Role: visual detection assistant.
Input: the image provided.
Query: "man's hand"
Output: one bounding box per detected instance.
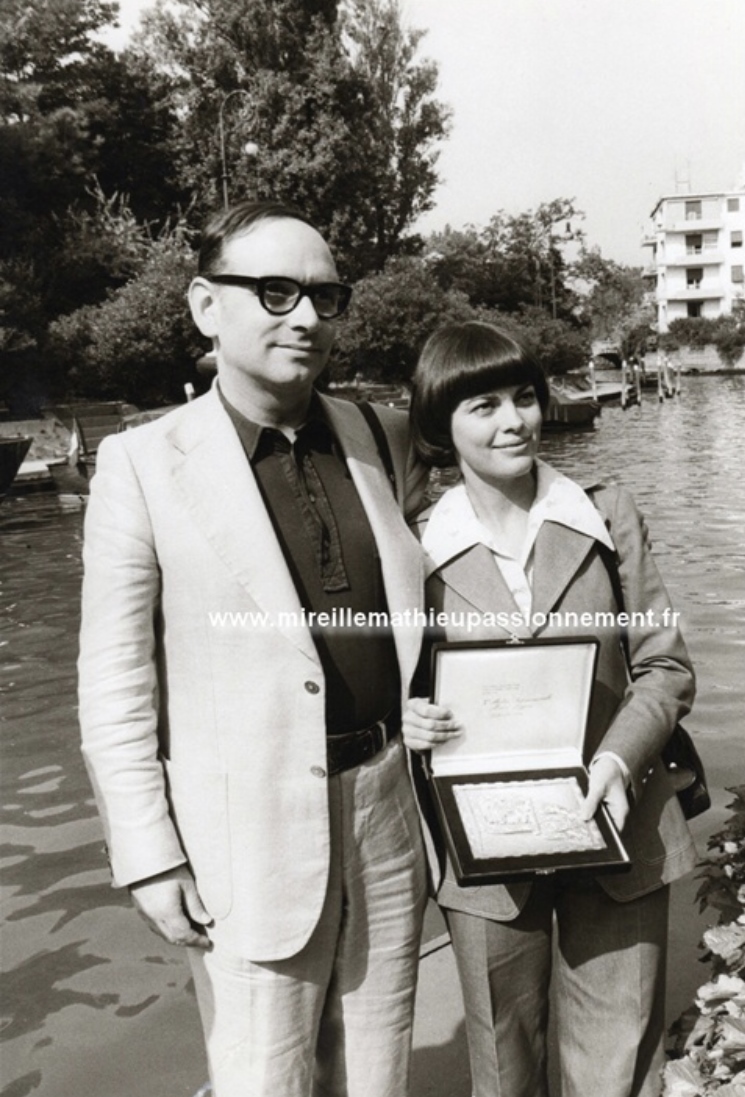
[129,865,213,949]
[582,755,630,832]
[402,697,461,753]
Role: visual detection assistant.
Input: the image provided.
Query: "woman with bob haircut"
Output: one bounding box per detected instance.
[404,321,696,1097]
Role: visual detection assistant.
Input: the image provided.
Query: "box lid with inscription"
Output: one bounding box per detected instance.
[426,638,630,885]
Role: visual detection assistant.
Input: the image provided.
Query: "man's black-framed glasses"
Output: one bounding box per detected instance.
[208,275,353,319]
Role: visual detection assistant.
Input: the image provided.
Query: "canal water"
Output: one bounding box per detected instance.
[1,376,743,1097]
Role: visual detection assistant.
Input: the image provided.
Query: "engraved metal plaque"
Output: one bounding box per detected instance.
[426,639,631,884]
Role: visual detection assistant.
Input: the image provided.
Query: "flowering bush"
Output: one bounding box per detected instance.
[663,786,745,1095]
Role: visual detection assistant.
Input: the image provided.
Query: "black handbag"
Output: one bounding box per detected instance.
[595,541,710,820]
[661,725,711,820]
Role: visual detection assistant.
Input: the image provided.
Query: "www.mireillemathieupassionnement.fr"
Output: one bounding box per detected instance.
[207,606,682,633]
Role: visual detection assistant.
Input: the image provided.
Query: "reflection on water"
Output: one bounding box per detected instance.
[540,376,745,760]
[1,376,744,1097]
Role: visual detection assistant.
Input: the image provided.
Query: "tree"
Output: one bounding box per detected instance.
[479,199,584,319]
[332,255,475,380]
[501,305,589,376]
[132,0,449,277]
[0,0,188,407]
[0,0,119,121]
[340,0,451,271]
[46,226,203,404]
[426,200,584,320]
[423,227,491,302]
[571,246,653,355]
[3,0,452,403]
[330,260,590,384]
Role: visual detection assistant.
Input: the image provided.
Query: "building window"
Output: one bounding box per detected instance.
[686,268,703,289]
[727,198,740,213]
[687,301,703,317]
[703,231,718,250]
[685,200,702,220]
[732,231,743,249]
[733,266,744,284]
[686,233,702,255]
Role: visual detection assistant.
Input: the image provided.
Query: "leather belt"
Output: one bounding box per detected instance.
[326,710,400,776]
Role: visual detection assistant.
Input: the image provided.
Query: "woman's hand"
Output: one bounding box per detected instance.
[403,697,461,753]
[582,755,630,831]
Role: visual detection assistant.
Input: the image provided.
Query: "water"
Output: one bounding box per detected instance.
[1,376,743,1097]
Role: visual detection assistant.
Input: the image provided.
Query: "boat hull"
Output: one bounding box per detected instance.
[0,437,32,495]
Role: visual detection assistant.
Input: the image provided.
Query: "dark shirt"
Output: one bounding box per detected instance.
[219,388,400,734]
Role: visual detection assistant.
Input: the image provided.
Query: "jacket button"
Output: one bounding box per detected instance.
[310,766,327,779]
[304,681,320,694]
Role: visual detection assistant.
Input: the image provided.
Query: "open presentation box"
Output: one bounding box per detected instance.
[427,638,630,886]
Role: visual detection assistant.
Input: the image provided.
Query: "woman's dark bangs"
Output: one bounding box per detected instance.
[449,357,534,407]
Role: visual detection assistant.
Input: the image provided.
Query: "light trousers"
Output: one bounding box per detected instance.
[189,738,427,1097]
[446,877,669,1097]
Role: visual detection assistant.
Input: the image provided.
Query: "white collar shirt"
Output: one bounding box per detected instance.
[421,460,616,617]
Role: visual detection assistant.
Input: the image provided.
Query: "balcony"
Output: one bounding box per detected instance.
[666,217,723,234]
[664,252,723,267]
[641,232,658,248]
[666,284,725,301]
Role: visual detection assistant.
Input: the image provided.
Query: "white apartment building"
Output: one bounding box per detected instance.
[642,187,745,332]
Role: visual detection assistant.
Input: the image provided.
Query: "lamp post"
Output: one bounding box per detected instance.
[218,89,258,208]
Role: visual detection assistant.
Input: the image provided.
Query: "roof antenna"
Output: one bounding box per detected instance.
[674,160,692,194]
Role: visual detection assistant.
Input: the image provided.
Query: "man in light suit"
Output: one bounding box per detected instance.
[79,201,428,1097]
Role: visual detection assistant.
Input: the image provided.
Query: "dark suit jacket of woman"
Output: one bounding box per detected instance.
[411,481,697,921]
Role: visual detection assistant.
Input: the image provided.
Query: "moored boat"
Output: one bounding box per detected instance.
[543,382,601,431]
[0,437,32,495]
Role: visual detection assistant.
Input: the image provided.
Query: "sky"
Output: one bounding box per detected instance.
[112,0,745,267]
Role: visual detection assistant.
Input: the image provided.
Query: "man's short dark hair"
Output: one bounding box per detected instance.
[410,321,550,468]
[198,201,321,276]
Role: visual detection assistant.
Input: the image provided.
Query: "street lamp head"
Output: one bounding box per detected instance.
[243,141,259,157]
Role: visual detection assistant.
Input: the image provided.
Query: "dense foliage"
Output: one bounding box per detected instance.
[663,787,745,1096]
[46,228,204,405]
[129,0,449,276]
[571,245,653,356]
[331,201,601,383]
[0,0,449,409]
[331,255,474,380]
[662,311,745,368]
[1,0,655,408]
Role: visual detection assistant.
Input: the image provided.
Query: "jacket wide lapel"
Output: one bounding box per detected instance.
[436,543,534,640]
[166,391,319,665]
[530,522,595,623]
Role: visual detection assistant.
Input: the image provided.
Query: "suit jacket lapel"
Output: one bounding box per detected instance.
[434,525,597,637]
[166,390,318,664]
[435,544,534,640]
[530,522,595,619]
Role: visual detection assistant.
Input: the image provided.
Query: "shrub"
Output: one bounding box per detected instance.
[331,257,589,383]
[663,314,745,368]
[47,229,205,406]
[331,256,478,382]
[493,304,590,377]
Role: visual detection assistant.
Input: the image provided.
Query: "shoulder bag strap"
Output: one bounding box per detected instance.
[585,489,632,672]
[357,400,399,503]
